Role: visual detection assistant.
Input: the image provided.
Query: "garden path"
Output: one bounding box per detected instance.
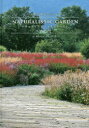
[0,85,89,128]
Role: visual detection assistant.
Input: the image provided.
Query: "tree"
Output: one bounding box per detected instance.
[35,40,62,53]
[60,6,89,37]
[49,23,83,52]
[49,6,89,52]
[1,7,43,51]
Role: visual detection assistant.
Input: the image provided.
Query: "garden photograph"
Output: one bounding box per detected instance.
[0,0,89,128]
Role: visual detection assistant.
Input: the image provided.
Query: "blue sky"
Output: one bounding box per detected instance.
[0,0,89,29]
[0,0,89,14]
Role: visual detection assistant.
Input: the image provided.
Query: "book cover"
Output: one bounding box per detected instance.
[0,0,89,128]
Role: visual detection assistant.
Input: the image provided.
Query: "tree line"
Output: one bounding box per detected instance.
[0,6,89,53]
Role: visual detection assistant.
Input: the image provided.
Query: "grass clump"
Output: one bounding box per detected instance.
[0,73,16,87]
[43,70,89,105]
[16,64,51,85]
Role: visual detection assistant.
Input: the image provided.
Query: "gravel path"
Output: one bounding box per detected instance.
[0,85,89,128]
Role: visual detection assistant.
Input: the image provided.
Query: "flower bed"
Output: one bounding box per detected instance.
[0,52,89,71]
[0,52,89,87]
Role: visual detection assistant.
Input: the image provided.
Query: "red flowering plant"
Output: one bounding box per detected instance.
[0,52,89,75]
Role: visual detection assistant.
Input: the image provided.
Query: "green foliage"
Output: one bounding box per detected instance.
[79,64,89,71]
[1,7,43,51]
[48,63,76,74]
[35,40,63,53]
[50,24,83,52]
[0,64,52,87]
[43,88,58,99]
[44,83,89,105]
[56,84,73,101]
[72,87,89,105]
[0,73,15,87]
[16,64,48,85]
[43,84,73,101]
[81,39,89,58]
[0,45,7,52]
[43,84,73,102]
[60,6,89,37]
[49,6,89,52]
[1,6,89,52]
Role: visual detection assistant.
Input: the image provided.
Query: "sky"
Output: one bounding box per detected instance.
[0,0,89,14]
[0,0,89,29]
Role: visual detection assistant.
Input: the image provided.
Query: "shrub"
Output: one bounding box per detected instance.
[63,42,77,52]
[79,64,89,71]
[48,63,76,74]
[43,71,89,105]
[44,84,73,101]
[0,45,7,52]
[81,39,89,58]
[72,87,89,105]
[43,88,58,99]
[0,73,16,87]
[16,64,49,85]
[35,40,63,53]
[56,84,73,101]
